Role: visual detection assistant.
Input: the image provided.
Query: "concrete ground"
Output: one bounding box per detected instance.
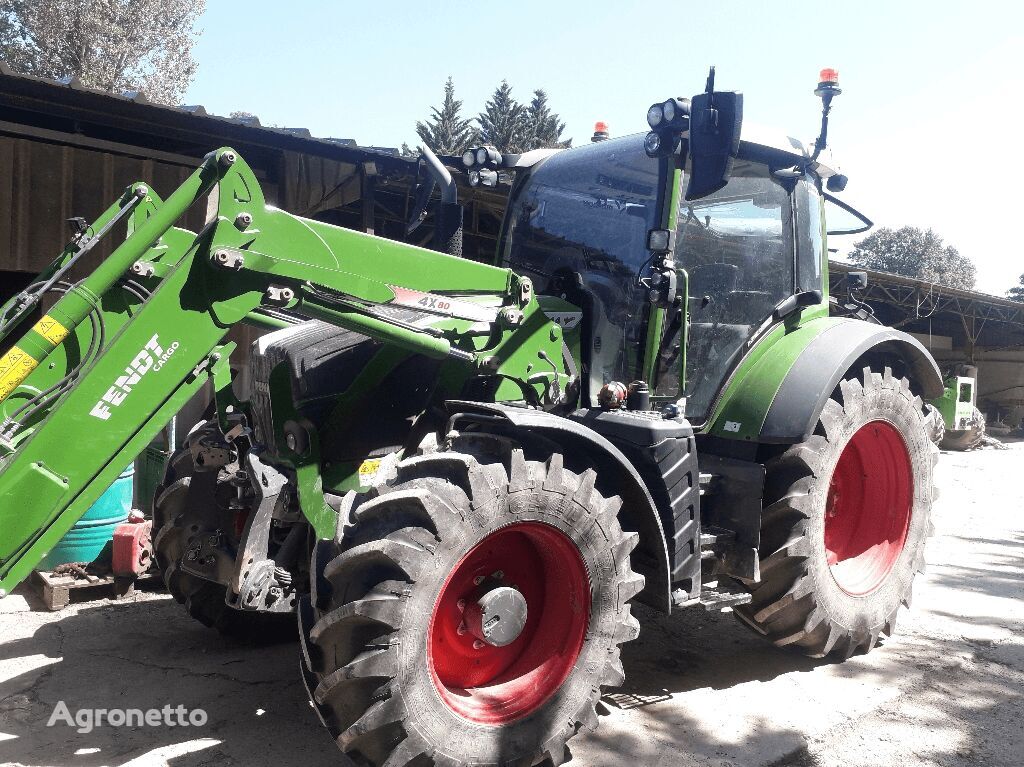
[0,440,1021,767]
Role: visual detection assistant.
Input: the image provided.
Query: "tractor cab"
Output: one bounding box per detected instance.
[498,125,838,423]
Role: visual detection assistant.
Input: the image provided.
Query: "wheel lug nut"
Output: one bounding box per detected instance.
[473,640,485,650]
[473,576,484,585]
[456,599,466,611]
[457,621,467,635]
[492,570,504,580]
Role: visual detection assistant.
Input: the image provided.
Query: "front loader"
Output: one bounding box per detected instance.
[0,69,942,766]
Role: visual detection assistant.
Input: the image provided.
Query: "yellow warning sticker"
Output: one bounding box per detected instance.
[358,458,382,484]
[32,314,70,346]
[0,345,38,400]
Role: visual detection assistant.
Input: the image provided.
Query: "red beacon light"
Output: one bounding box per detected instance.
[815,68,842,98]
[591,121,610,142]
[811,67,843,161]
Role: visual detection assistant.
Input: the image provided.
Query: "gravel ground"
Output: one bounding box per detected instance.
[0,439,1021,767]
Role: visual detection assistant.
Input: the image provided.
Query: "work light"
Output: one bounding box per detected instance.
[662,98,689,128]
[646,228,674,252]
[662,99,677,123]
[464,146,503,170]
[647,104,664,129]
[644,131,664,157]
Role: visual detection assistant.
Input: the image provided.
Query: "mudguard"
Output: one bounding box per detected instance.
[446,401,673,613]
[707,317,943,445]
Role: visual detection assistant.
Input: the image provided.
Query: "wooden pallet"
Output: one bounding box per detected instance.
[29,568,161,611]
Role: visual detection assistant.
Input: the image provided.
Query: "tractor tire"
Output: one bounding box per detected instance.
[940,407,986,451]
[298,435,643,767]
[153,421,296,642]
[734,367,937,658]
[923,403,945,446]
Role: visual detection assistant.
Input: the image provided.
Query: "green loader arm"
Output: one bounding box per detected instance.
[0,148,571,595]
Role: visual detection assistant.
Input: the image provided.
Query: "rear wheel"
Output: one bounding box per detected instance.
[298,435,643,766]
[153,421,296,641]
[735,367,937,657]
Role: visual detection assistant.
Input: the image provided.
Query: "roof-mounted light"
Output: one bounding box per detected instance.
[812,67,842,161]
[814,68,842,98]
[463,145,502,171]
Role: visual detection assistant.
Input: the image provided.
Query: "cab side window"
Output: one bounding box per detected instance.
[796,181,824,294]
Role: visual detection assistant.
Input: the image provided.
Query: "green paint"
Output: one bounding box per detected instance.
[705,315,843,440]
[933,376,975,430]
[642,162,684,384]
[0,147,576,592]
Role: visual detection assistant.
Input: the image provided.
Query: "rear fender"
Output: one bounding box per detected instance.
[706,317,943,445]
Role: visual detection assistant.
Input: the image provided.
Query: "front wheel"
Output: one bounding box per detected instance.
[735,367,937,658]
[153,421,297,641]
[298,436,643,767]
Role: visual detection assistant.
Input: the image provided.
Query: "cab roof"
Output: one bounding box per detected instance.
[738,121,841,179]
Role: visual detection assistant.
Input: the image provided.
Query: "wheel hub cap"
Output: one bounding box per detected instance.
[465,584,529,647]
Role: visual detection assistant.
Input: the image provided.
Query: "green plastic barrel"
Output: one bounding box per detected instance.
[39,464,134,570]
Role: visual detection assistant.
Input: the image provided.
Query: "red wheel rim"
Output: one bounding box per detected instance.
[427,522,590,725]
[825,420,914,595]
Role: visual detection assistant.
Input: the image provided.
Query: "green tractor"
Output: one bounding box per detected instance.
[0,68,941,766]
[932,368,986,450]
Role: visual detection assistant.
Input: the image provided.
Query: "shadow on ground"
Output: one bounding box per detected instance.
[0,595,327,767]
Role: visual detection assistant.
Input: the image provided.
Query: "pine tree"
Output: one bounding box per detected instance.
[415,77,476,155]
[1008,274,1024,302]
[525,89,570,150]
[477,80,530,154]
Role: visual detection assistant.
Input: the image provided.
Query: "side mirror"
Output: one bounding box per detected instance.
[686,69,743,201]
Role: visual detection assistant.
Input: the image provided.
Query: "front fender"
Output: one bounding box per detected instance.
[446,401,673,613]
[707,317,943,445]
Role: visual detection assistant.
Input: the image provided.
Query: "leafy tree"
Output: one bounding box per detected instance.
[415,76,476,156]
[0,0,205,105]
[477,80,530,154]
[524,89,570,150]
[1008,274,1024,302]
[849,226,977,291]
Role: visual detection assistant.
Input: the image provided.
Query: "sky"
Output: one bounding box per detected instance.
[184,1,1024,296]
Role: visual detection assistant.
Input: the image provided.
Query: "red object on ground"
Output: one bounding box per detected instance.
[825,420,913,595]
[112,518,153,577]
[428,522,590,724]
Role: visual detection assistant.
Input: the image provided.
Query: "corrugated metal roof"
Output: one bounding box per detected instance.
[0,60,414,170]
[830,259,1023,312]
